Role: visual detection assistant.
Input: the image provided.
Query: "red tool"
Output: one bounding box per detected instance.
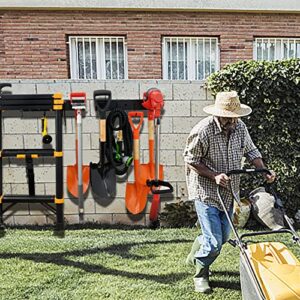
[142,88,173,225]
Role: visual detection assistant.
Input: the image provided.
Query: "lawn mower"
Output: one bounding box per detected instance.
[217,168,300,300]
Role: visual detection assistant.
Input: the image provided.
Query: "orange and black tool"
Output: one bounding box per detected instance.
[142,88,173,225]
[67,92,90,222]
[125,111,149,214]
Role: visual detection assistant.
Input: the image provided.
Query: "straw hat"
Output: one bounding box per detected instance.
[203,91,252,117]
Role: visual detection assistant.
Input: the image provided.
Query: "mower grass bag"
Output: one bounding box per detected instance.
[250,187,285,230]
[240,242,300,300]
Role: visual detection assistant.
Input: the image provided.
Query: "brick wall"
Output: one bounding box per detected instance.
[1,80,213,226]
[0,10,300,79]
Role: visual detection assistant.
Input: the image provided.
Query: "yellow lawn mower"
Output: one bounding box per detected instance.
[217,169,300,300]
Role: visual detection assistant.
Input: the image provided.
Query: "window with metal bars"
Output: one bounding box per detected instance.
[162,37,219,80]
[69,36,128,80]
[254,38,300,61]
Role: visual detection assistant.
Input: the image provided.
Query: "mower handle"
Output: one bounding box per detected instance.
[240,229,300,241]
[226,168,271,177]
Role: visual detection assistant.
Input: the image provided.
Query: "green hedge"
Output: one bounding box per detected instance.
[208,59,300,215]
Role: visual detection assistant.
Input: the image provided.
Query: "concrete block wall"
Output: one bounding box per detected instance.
[0,80,213,226]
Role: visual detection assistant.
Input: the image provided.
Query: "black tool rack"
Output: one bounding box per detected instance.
[0,84,64,231]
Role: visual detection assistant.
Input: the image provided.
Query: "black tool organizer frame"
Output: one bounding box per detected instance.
[0,83,64,231]
[0,84,155,231]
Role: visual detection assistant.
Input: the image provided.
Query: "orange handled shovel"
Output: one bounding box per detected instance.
[125,111,149,215]
[67,92,90,222]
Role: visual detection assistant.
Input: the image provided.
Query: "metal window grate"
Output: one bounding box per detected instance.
[254,38,300,61]
[69,36,127,80]
[163,37,219,80]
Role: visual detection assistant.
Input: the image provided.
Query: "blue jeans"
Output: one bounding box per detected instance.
[194,200,233,267]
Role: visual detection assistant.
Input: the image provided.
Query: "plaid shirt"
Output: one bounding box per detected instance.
[183,116,262,211]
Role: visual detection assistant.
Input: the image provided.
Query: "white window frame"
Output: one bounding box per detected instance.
[162,37,220,80]
[69,36,128,80]
[254,37,300,61]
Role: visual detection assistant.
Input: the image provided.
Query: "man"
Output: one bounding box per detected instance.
[183,91,275,293]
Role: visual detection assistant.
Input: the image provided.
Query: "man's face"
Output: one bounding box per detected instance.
[218,117,238,132]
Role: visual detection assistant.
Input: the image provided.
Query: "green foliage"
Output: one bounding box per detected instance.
[208,59,300,214]
[160,200,198,228]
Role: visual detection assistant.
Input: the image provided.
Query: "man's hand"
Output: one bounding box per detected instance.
[215,173,230,188]
[264,170,276,183]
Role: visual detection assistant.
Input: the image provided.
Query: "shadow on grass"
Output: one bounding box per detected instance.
[0,239,191,284]
[3,222,148,232]
[210,270,241,291]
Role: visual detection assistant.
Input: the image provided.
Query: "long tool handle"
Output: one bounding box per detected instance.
[155,117,161,181]
[77,109,84,222]
[128,112,144,179]
[148,111,155,179]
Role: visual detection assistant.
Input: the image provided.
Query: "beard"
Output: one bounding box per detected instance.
[221,121,237,135]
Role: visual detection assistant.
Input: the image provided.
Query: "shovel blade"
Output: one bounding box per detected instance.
[90,163,116,198]
[67,165,90,198]
[138,164,164,188]
[125,182,149,215]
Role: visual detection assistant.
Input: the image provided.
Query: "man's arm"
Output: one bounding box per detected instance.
[251,158,276,183]
[188,162,230,188]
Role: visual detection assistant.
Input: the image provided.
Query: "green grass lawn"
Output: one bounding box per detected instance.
[0,226,299,300]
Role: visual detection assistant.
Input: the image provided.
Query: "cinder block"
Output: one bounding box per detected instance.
[176,150,185,166]
[163,101,190,117]
[29,203,52,215]
[105,80,139,99]
[84,213,113,224]
[4,118,38,134]
[45,183,56,195]
[3,184,11,194]
[173,83,206,100]
[173,117,202,133]
[82,116,99,133]
[2,135,24,148]
[142,150,176,165]
[47,117,74,134]
[2,215,14,225]
[11,83,36,94]
[139,81,173,100]
[64,214,79,225]
[177,181,189,199]
[160,133,187,150]
[5,203,29,216]
[88,99,96,117]
[160,117,173,133]
[112,213,145,226]
[24,134,46,148]
[34,167,56,183]
[10,183,45,195]
[95,197,127,214]
[82,149,100,165]
[64,199,80,214]
[70,82,105,99]
[191,100,213,117]
[164,166,186,181]
[63,133,91,150]
[65,198,95,214]
[36,82,71,98]
[90,133,99,150]
[3,167,27,184]
[14,215,47,225]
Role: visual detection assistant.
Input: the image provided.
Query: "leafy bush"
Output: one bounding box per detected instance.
[208,59,300,215]
[160,200,198,228]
